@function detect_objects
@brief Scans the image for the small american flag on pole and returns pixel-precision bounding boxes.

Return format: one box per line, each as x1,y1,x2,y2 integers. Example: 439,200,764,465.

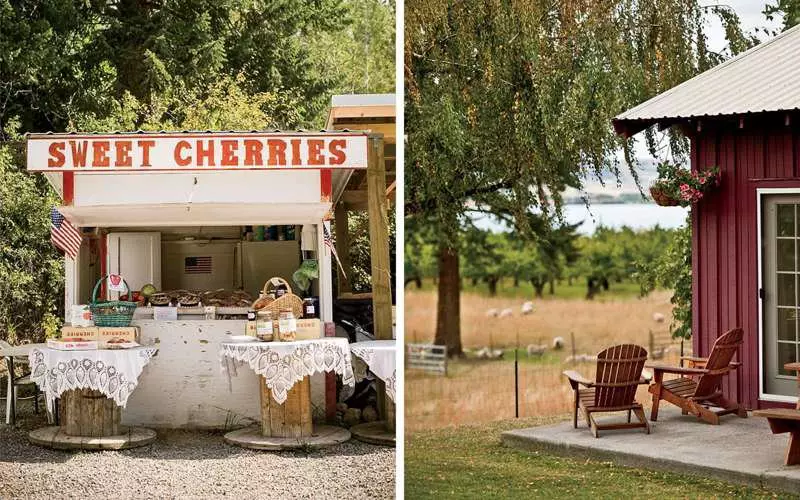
50,207,82,260
323,224,347,278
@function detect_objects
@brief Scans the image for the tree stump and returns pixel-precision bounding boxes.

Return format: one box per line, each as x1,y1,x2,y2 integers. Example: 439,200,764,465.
259,376,312,438
59,389,121,437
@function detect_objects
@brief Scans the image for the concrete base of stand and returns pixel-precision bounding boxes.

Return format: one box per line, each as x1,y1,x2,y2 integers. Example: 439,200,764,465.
224,424,350,451
28,426,156,451
350,421,395,447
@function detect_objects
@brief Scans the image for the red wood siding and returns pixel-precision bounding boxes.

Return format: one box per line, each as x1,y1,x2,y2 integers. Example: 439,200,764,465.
692,122,800,409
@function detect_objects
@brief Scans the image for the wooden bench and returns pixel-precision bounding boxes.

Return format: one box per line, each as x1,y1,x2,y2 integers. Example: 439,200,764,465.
753,408,800,465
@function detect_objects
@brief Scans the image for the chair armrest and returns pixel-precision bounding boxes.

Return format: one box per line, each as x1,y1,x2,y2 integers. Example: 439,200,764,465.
563,370,593,388
646,363,708,376
681,356,708,368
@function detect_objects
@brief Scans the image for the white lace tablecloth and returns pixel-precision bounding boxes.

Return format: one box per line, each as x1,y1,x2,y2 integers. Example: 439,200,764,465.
350,340,396,402
29,346,158,413
220,338,355,404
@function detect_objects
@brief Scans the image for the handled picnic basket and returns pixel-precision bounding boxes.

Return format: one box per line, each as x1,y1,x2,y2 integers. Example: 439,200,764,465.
89,275,137,327
252,277,303,318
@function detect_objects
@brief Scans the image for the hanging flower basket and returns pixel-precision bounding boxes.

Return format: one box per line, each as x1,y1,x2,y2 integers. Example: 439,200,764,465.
649,184,680,206
649,162,720,208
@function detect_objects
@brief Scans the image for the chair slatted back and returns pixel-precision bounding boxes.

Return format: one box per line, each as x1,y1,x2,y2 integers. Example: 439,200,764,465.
593,344,648,408
694,328,743,397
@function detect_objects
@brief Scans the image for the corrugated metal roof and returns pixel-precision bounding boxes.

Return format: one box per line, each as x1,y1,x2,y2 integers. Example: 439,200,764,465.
330,94,395,107
614,24,800,128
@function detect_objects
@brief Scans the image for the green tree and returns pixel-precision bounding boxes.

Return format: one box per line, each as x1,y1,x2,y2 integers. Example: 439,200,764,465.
637,217,692,339
406,0,751,356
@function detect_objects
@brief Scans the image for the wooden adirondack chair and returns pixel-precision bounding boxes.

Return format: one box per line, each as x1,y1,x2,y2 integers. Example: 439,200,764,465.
648,327,747,425
563,344,651,438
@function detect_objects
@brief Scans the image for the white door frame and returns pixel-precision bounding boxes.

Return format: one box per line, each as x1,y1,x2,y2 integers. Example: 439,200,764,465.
757,187,800,404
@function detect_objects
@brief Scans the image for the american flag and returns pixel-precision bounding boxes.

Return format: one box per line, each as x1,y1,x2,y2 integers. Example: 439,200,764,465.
185,256,212,274
50,207,82,259
323,224,347,278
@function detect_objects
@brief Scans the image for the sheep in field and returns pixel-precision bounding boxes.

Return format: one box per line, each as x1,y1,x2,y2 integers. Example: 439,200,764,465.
521,301,534,315
526,344,546,357
486,308,499,318
499,308,513,318
653,312,665,323
552,336,565,350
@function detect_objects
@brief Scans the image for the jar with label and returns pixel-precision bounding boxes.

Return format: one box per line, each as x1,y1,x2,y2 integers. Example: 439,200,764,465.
245,310,257,337
278,309,297,341
256,311,274,341
302,298,316,319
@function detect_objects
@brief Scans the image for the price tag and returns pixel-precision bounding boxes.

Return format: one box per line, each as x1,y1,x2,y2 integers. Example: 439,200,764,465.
154,307,178,321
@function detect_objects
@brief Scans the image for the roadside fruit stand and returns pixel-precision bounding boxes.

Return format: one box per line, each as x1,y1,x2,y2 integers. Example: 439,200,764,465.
24,104,394,447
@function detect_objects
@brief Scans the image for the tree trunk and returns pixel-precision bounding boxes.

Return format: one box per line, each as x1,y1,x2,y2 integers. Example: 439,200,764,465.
471,277,478,286
487,277,498,297
568,276,573,286
531,279,545,298
513,276,519,287
434,245,462,357
548,278,555,295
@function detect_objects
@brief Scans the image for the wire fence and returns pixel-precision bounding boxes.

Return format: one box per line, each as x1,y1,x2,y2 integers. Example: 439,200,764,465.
405,337,688,432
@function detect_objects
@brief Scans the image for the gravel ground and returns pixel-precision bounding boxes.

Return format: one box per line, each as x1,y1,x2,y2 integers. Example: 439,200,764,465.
0,402,395,499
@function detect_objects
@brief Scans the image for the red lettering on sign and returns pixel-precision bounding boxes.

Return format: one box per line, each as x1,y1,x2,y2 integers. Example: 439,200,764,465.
92,141,111,167
139,140,156,167
115,140,133,167
69,141,89,168
267,140,286,166
329,140,347,165
175,140,192,166
290,139,302,166
48,142,65,168
307,139,325,166
244,140,263,166
220,140,238,166
196,140,215,166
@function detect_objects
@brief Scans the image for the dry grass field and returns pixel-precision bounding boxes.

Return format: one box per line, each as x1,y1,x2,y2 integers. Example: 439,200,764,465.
405,289,687,432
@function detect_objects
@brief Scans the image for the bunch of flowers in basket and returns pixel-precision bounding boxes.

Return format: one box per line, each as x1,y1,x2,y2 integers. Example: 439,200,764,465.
649,162,720,207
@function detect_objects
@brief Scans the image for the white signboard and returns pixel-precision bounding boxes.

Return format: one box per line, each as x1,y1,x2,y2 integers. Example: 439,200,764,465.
27,132,369,172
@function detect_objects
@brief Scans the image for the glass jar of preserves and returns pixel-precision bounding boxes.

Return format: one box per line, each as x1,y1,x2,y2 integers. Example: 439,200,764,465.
278,309,297,341
302,298,316,319
256,311,274,341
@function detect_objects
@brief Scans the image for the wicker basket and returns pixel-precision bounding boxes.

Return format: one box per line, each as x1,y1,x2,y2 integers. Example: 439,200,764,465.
649,185,680,207
89,276,137,327
253,277,304,318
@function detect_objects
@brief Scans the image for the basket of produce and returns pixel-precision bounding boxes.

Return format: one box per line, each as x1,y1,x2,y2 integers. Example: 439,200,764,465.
252,277,303,318
89,276,137,327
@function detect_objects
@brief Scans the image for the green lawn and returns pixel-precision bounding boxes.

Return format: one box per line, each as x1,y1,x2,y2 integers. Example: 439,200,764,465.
407,278,644,301
405,418,798,499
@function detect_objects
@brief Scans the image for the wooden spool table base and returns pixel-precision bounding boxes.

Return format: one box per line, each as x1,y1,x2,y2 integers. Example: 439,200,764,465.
224,375,350,451
224,424,351,451
350,421,395,446
29,426,156,451
28,388,156,451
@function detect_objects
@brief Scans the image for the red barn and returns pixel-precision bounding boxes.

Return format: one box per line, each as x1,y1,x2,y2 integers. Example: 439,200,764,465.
613,25,800,410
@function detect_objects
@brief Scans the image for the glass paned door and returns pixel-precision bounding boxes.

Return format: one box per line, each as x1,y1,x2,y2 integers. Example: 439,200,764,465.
764,196,800,396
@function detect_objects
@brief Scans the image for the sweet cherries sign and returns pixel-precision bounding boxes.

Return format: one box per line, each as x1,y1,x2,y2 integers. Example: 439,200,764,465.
26,133,369,172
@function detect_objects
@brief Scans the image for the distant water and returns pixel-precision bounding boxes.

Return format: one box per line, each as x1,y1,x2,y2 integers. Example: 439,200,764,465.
473,203,689,235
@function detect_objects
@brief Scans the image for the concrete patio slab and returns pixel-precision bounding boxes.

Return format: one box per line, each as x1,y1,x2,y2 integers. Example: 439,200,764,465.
501,407,800,494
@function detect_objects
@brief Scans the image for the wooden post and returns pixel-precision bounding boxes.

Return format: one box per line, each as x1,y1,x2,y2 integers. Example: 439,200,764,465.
366,134,392,342
60,389,121,437
334,202,352,295
367,135,392,428
259,376,313,438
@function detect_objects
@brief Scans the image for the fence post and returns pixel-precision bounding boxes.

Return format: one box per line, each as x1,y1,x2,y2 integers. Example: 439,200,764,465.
515,330,519,418
648,330,654,360
570,331,576,364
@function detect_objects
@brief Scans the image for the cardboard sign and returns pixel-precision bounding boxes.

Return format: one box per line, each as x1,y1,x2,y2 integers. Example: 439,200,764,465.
26,133,369,172
296,318,322,340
